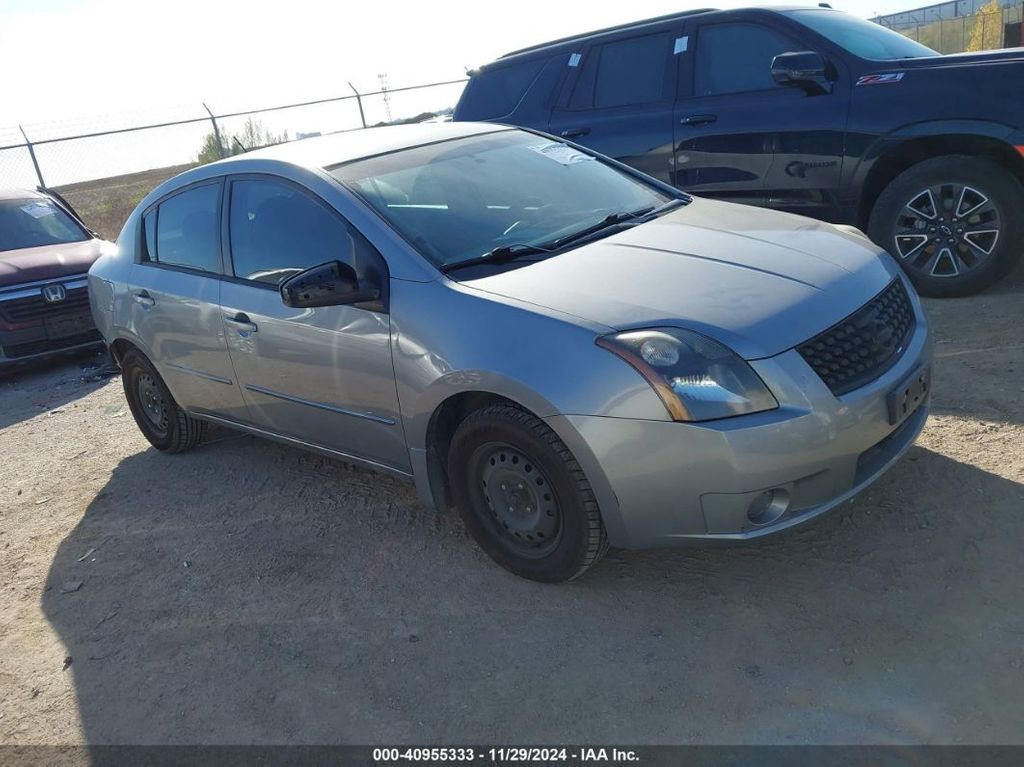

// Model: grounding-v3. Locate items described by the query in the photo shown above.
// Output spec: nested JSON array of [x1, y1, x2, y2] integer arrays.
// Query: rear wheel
[[121, 349, 206, 452], [447, 404, 608, 583], [868, 155, 1024, 297]]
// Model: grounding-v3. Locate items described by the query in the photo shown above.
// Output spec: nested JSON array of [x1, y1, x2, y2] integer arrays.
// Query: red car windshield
[[0, 198, 89, 253]]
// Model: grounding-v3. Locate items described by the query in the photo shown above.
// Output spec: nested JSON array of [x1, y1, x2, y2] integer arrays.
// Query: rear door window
[[570, 32, 674, 109], [458, 58, 545, 120], [149, 183, 222, 272], [694, 22, 801, 96]]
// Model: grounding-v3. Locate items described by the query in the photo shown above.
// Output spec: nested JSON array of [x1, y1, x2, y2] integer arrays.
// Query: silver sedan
[[88, 123, 931, 582]]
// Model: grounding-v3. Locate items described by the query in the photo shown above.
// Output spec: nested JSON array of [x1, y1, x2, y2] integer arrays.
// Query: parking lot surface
[[1, 271, 1022, 745]]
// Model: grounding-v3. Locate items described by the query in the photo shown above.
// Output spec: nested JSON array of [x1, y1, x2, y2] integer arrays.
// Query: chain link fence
[[876, 0, 1024, 53], [0, 78, 467, 238]]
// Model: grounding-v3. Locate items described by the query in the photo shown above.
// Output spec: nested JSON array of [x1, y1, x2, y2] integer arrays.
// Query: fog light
[[746, 488, 790, 526]]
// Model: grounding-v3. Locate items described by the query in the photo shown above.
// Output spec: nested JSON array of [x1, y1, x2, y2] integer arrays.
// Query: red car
[[0, 188, 109, 369]]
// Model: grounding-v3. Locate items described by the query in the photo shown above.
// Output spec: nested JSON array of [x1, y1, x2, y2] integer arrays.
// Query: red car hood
[[0, 239, 103, 289]]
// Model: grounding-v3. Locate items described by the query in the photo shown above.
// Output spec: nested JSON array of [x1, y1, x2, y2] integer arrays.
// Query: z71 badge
[[857, 72, 906, 86]]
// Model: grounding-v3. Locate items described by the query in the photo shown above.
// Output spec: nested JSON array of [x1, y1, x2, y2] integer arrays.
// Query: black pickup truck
[[454, 5, 1024, 296]]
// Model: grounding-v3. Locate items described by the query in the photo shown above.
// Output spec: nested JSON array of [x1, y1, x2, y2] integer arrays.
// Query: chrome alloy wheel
[[893, 183, 1000, 279]]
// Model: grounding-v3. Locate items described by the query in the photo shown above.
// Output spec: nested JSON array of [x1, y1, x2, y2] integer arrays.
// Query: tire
[[868, 155, 1024, 297], [447, 404, 608, 583], [121, 349, 206, 453]]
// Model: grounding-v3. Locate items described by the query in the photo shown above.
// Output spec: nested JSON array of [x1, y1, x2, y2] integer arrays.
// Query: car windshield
[[329, 130, 676, 269], [786, 10, 939, 60], [0, 197, 89, 253]]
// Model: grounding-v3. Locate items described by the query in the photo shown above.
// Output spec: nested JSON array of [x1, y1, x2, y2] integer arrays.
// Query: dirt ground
[[1, 269, 1022, 746]]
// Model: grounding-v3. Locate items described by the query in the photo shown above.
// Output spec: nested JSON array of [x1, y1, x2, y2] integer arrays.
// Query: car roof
[[0, 188, 48, 201], [138, 122, 519, 217], [499, 8, 718, 59], [215, 122, 511, 171], [495, 5, 819, 62]]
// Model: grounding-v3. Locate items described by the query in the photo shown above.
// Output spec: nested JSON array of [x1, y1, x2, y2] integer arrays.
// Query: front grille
[[0, 286, 91, 323], [797, 279, 915, 396], [0, 285, 91, 323]]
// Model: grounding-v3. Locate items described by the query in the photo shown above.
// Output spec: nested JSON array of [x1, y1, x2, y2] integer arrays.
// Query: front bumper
[[547, 291, 932, 549], [0, 334, 104, 368]]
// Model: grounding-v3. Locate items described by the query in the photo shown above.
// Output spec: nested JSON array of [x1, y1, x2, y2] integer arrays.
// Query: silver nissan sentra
[[88, 123, 931, 582]]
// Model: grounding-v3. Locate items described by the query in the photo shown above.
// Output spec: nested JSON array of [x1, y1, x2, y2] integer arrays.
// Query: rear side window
[[142, 210, 157, 261], [228, 177, 379, 286], [694, 23, 799, 96], [458, 59, 545, 120], [149, 183, 221, 272], [570, 32, 673, 109]]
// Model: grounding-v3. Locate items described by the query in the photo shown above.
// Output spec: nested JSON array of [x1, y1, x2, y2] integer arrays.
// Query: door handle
[[132, 290, 155, 307], [560, 127, 590, 139], [224, 313, 258, 334], [679, 114, 717, 126]]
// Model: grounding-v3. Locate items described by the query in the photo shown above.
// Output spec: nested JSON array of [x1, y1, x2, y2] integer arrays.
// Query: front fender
[[848, 119, 1020, 196], [391, 278, 670, 453], [389, 278, 670, 512]]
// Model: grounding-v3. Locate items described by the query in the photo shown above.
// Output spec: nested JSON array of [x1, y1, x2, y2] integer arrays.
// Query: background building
[[873, 0, 1024, 53]]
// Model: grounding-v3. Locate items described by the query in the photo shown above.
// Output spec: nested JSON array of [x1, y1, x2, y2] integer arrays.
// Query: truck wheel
[[868, 155, 1024, 297], [447, 404, 608, 583], [122, 349, 206, 453]]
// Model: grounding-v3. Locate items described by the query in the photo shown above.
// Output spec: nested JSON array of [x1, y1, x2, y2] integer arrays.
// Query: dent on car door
[[218, 175, 409, 472], [673, 18, 847, 218], [546, 29, 680, 184], [128, 180, 248, 420]]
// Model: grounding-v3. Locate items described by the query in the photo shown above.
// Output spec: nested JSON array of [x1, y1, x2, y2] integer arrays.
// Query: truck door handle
[[680, 114, 717, 126], [560, 127, 590, 139], [224, 313, 258, 334], [132, 290, 155, 307]]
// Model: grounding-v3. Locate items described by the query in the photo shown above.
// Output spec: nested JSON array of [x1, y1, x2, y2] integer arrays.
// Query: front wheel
[[868, 155, 1024, 297], [447, 405, 608, 582]]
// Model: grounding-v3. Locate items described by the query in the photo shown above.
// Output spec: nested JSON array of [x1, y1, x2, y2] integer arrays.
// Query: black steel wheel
[[475, 442, 562, 558], [869, 155, 1024, 297], [122, 349, 207, 453], [447, 404, 608, 582], [136, 371, 169, 437]]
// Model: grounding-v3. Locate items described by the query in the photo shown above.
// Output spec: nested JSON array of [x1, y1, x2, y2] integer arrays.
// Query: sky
[[0, 0, 929, 186]]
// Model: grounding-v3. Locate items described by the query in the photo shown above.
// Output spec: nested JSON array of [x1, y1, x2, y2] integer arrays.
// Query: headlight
[[597, 328, 778, 422]]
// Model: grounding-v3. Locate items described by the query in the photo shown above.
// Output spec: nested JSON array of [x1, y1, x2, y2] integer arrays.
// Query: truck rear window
[[457, 59, 545, 120]]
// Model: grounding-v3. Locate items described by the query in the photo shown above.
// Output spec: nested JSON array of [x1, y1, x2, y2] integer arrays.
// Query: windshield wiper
[[540, 199, 686, 251], [439, 243, 552, 274], [439, 199, 687, 274], [639, 197, 687, 220], [542, 207, 654, 250]]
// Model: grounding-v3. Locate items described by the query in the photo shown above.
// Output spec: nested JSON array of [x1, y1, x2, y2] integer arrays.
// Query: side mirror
[[280, 260, 380, 309], [771, 51, 833, 95]]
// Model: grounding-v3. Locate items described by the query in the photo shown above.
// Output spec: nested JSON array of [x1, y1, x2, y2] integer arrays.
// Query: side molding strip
[[243, 383, 396, 426], [165, 362, 233, 385]]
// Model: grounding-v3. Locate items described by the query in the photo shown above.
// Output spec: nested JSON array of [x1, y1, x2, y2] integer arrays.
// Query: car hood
[[895, 48, 1024, 68], [461, 197, 898, 360], [0, 239, 104, 289]]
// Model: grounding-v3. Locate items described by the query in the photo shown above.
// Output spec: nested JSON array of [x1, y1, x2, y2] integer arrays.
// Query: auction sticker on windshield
[[527, 142, 595, 165]]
